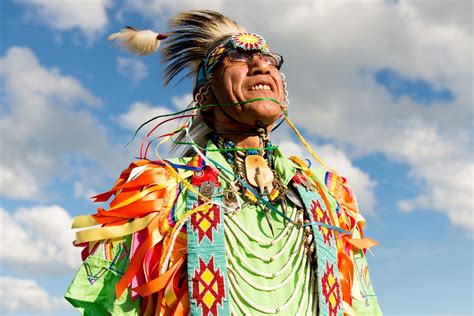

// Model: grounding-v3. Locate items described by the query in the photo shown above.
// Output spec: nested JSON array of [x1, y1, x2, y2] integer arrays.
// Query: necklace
[[212, 131, 287, 235]]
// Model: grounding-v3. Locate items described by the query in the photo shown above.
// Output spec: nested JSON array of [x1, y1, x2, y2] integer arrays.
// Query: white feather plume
[[108, 26, 166, 55]]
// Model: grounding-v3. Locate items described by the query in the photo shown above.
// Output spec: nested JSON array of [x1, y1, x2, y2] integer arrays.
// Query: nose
[[248, 54, 271, 76]]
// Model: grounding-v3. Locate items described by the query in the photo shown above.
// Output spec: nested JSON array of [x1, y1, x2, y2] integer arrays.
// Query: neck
[[213, 121, 273, 150], [222, 134, 262, 149]]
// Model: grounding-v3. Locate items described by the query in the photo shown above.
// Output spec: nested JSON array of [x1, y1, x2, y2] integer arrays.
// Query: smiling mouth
[[251, 84, 271, 91], [251, 84, 272, 91]]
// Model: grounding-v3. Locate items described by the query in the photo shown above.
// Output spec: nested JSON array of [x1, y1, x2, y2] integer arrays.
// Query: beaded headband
[[196, 32, 270, 86]]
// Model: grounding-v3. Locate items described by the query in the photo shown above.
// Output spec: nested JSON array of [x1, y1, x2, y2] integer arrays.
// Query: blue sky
[[0, 0, 472, 315]]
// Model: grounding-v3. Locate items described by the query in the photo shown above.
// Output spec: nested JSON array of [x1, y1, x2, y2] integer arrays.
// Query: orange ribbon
[[115, 229, 164, 299], [133, 257, 185, 297]]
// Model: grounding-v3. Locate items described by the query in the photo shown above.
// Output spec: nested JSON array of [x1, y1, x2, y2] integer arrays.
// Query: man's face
[[209, 52, 285, 128]]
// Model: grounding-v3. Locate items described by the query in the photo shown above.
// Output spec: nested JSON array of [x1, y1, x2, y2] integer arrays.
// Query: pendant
[[223, 190, 239, 214], [263, 207, 275, 237], [245, 155, 274, 194], [245, 155, 275, 236]]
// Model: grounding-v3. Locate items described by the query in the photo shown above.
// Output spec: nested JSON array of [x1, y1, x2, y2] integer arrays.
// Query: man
[[66, 10, 382, 315]]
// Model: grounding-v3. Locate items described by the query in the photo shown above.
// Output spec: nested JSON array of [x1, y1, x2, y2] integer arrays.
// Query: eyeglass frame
[[224, 48, 284, 70], [196, 33, 284, 86]]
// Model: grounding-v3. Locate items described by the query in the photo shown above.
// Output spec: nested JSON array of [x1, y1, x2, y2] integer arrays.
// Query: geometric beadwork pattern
[[293, 172, 343, 316], [192, 256, 226, 316], [205, 45, 227, 75], [186, 173, 230, 316], [310, 200, 334, 247], [321, 261, 342, 316], [190, 203, 221, 244], [230, 33, 268, 51]]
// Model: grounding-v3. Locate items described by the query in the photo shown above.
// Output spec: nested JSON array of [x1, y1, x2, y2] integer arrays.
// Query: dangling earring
[[280, 72, 290, 111], [194, 85, 207, 107], [194, 79, 213, 107]]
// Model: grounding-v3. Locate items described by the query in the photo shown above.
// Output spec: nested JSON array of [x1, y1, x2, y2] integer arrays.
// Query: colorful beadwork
[[190, 202, 221, 244], [230, 33, 268, 51], [186, 169, 230, 316], [192, 256, 227, 315], [204, 44, 227, 76], [321, 261, 342, 316], [310, 199, 334, 247], [293, 172, 343, 316]]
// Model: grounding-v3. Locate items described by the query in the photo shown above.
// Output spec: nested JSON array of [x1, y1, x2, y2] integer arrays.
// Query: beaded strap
[[186, 166, 230, 316], [293, 172, 343, 316]]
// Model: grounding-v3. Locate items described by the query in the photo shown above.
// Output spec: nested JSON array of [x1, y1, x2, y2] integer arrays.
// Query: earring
[[194, 79, 212, 107], [280, 72, 290, 110]]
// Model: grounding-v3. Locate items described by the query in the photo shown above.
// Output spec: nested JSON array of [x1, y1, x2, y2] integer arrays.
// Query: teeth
[[251, 84, 271, 90]]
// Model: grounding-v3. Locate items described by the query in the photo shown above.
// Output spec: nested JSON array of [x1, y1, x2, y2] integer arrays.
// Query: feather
[[108, 26, 167, 55], [161, 10, 246, 85]]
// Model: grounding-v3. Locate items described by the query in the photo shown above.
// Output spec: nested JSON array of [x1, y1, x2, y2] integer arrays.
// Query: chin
[[244, 101, 282, 125]]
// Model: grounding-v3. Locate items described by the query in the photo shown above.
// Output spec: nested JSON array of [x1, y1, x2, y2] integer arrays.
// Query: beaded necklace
[[211, 130, 287, 235]]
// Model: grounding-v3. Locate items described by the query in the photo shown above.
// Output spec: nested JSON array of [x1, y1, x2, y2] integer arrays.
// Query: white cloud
[[116, 57, 149, 85], [394, 122, 474, 233], [277, 139, 376, 216], [17, 0, 112, 41], [73, 181, 98, 200], [116, 101, 180, 159], [0, 276, 68, 313], [121, 0, 225, 25], [117, 101, 172, 131], [0, 46, 101, 108], [0, 206, 80, 274], [172, 93, 193, 109], [0, 46, 128, 201]]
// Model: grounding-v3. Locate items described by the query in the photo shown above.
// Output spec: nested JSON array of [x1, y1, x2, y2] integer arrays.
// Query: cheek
[[221, 75, 244, 104]]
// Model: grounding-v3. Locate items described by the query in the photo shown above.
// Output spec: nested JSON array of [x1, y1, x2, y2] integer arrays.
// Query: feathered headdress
[[108, 10, 272, 154], [108, 10, 274, 87], [161, 10, 246, 86]]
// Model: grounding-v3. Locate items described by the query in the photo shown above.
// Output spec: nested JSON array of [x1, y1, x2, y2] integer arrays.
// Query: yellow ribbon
[[285, 116, 330, 170], [74, 212, 157, 245], [108, 181, 174, 211], [71, 214, 99, 228]]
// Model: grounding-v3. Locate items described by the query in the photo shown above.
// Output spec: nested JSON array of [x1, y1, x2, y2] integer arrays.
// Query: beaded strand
[[224, 229, 303, 278], [227, 254, 311, 314]]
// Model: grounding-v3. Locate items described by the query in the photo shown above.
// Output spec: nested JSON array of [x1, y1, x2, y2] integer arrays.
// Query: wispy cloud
[[116, 101, 172, 131], [0, 206, 80, 274], [16, 0, 112, 41], [116, 101, 178, 159], [0, 46, 128, 200], [116, 57, 149, 85], [277, 138, 377, 216], [0, 276, 69, 313], [171, 93, 193, 109]]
